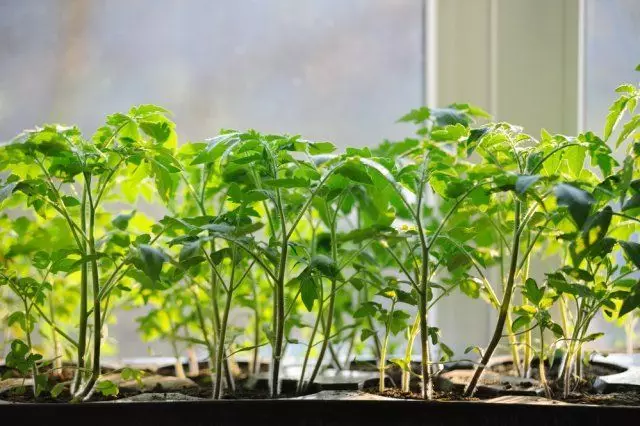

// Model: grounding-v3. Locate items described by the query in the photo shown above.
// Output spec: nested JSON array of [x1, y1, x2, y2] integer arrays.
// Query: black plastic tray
[[1, 397, 638, 426]]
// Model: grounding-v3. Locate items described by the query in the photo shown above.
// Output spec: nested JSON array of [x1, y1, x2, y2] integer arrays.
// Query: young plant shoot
[[1, 70, 640, 404]]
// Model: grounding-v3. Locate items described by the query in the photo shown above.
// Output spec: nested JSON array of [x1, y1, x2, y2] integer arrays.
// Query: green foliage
[[95, 380, 119, 397], [5, 339, 42, 376], [1, 71, 640, 402]]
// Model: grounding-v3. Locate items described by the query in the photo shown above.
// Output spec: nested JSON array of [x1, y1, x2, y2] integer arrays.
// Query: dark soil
[[367, 387, 482, 402], [360, 360, 639, 407], [220, 389, 301, 400], [364, 385, 640, 407], [0, 369, 306, 402], [1, 383, 306, 402], [560, 392, 640, 407], [1, 385, 140, 403], [2, 358, 637, 406]]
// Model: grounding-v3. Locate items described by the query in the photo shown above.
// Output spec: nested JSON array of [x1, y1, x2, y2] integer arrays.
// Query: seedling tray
[[2, 397, 638, 426]]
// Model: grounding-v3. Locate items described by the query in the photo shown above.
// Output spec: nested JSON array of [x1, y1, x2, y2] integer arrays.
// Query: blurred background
[[0, 0, 424, 146], [1, 0, 639, 358]]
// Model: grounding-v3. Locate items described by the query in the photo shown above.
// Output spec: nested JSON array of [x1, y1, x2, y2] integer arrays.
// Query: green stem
[[575, 316, 594, 382], [22, 296, 39, 399], [506, 309, 523, 377], [576, 345, 583, 380], [31, 303, 78, 347], [271, 188, 288, 397], [385, 246, 419, 290], [88, 180, 102, 394], [523, 327, 532, 376], [35, 157, 86, 248], [208, 245, 235, 394], [213, 275, 234, 399], [191, 287, 215, 379], [305, 281, 335, 390], [379, 300, 396, 394], [625, 316, 637, 355], [561, 299, 582, 398], [207, 244, 236, 390], [48, 287, 61, 373], [539, 326, 552, 398], [304, 199, 342, 391], [415, 175, 432, 400], [521, 228, 533, 377], [417, 271, 431, 399], [285, 161, 347, 241], [168, 315, 186, 379], [94, 157, 124, 207], [328, 343, 342, 370], [402, 315, 420, 392], [343, 329, 356, 368], [297, 277, 323, 394], [365, 291, 383, 360], [464, 199, 522, 397], [251, 271, 261, 375], [73, 182, 88, 394], [559, 296, 571, 344], [75, 174, 101, 400], [425, 179, 493, 252]]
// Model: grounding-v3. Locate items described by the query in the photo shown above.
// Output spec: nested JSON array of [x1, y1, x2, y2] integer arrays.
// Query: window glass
[[0, 0, 425, 357], [0, 1, 424, 148], [585, 0, 640, 135], [585, 0, 640, 351]]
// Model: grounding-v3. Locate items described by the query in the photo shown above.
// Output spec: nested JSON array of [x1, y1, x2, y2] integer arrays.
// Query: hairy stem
[[506, 309, 523, 377], [402, 315, 420, 392], [251, 271, 261, 375], [305, 202, 341, 391], [539, 326, 552, 398], [208, 244, 234, 393], [416, 196, 431, 399], [561, 299, 583, 398], [75, 174, 102, 400], [297, 278, 323, 394], [22, 297, 39, 399], [367, 313, 382, 360], [213, 282, 234, 399], [328, 343, 342, 370], [521, 232, 533, 377], [379, 301, 395, 393], [48, 288, 62, 374], [73, 183, 88, 394], [523, 329, 532, 377], [168, 316, 186, 380], [31, 303, 78, 348], [464, 200, 522, 397], [191, 287, 216, 383], [271, 188, 288, 397]]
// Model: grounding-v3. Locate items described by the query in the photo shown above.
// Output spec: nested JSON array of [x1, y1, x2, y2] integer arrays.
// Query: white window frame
[[425, 0, 585, 354]]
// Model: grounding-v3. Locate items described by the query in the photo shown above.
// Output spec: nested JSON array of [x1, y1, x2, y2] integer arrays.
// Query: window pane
[[0, 0, 424, 148], [0, 0, 425, 357], [585, 0, 640, 133], [585, 0, 640, 351]]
